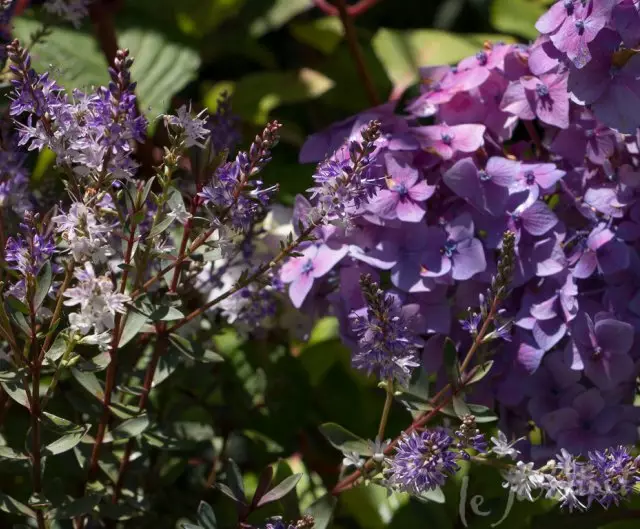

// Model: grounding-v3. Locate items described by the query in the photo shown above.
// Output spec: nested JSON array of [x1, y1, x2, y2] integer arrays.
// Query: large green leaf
[[12, 19, 200, 119], [372, 28, 515, 95], [118, 27, 201, 117], [250, 0, 312, 37], [491, 0, 546, 40], [290, 17, 344, 55], [205, 69, 334, 125], [12, 18, 109, 91]]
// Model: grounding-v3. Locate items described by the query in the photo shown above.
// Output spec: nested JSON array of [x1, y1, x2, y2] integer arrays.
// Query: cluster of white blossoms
[[63, 263, 130, 348], [52, 200, 115, 264]]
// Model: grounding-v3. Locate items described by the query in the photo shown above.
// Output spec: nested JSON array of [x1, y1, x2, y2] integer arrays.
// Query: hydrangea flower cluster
[[281, 0, 640, 460]]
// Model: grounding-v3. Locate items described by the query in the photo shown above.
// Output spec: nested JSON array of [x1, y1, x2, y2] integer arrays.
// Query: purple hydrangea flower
[[414, 123, 486, 160], [536, 0, 615, 68], [568, 312, 635, 389], [443, 156, 514, 216], [280, 244, 348, 308], [501, 73, 570, 129], [368, 152, 435, 222], [420, 213, 487, 281]]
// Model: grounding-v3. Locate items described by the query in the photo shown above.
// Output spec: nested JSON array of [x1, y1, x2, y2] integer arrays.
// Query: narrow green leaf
[[223, 459, 247, 504], [41, 413, 85, 434], [196, 501, 217, 529], [45, 333, 67, 362], [148, 215, 175, 239], [49, 494, 100, 520], [44, 424, 90, 456], [452, 396, 471, 419], [0, 445, 28, 460], [417, 486, 446, 504], [169, 334, 224, 363], [34, 262, 52, 310], [250, 466, 274, 508], [118, 310, 149, 347], [443, 338, 460, 386], [319, 423, 372, 456], [465, 360, 494, 385], [107, 414, 150, 442], [305, 494, 337, 529], [71, 369, 104, 401], [0, 492, 36, 518], [1, 380, 30, 409], [257, 474, 301, 507]]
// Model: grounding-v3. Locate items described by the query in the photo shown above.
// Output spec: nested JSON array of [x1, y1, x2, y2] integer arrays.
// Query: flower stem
[[333, 0, 380, 107], [331, 291, 503, 495], [376, 378, 394, 442], [86, 215, 138, 483]]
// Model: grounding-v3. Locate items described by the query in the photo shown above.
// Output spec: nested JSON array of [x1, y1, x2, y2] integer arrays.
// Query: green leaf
[[319, 423, 372, 456], [221, 459, 247, 504], [49, 495, 100, 520], [1, 379, 30, 409], [417, 486, 446, 504], [466, 360, 494, 385], [41, 413, 85, 434], [12, 17, 109, 92], [467, 403, 498, 423], [169, 334, 224, 363], [491, 0, 545, 40], [118, 310, 150, 347], [372, 28, 514, 94], [443, 338, 460, 386], [45, 333, 68, 362], [206, 69, 334, 125], [342, 485, 406, 529], [0, 492, 36, 519], [250, 0, 311, 37], [147, 305, 184, 321], [34, 262, 52, 310], [71, 369, 104, 401], [107, 414, 150, 442], [250, 466, 274, 508], [12, 20, 201, 121], [119, 27, 201, 118], [44, 425, 90, 456], [290, 17, 344, 55], [0, 445, 28, 460], [256, 474, 301, 508], [305, 494, 337, 529], [196, 501, 217, 529], [148, 215, 175, 239], [452, 395, 471, 419]]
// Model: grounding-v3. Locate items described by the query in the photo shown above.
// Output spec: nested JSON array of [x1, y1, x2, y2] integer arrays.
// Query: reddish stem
[[86, 217, 138, 482], [313, 0, 381, 18], [332, 0, 380, 106]]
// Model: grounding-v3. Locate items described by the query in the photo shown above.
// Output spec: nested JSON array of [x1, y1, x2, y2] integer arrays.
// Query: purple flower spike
[[569, 312, 635, 390], [386, 429, 460, 493], [414, 123, 485, 160], [369, 152, 435, 222], [280, 244, 348, 308]]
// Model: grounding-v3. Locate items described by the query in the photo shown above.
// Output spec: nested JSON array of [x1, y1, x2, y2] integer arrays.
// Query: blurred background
[[13, 0, 552, 204]]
